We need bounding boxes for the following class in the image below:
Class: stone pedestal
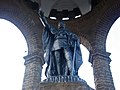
[35,76,94,90]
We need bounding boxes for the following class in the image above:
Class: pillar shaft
[89,51,115,90]
[22,52,44,90]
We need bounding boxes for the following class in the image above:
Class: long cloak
[42,26,83,77]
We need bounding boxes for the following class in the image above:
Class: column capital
[89,50,111,64]
[24,52,44,65]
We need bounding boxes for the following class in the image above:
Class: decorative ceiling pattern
[24,0,100,19]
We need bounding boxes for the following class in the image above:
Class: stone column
[89,51,115,90]
[22,52,44,90]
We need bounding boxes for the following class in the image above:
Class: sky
[0,17,120,90]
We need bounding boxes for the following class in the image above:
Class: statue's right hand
[39,9,44,17]
[38,9,49,27]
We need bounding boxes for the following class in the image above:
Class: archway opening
[0,19,28,90]
[78,44,95,89]
[106,17,120,90]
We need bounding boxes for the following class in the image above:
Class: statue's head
[58,20,65,29]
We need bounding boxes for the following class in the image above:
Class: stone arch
[0,2,45,89]
[92,1,120,52]
[106,17,120,90]
[0,2,44,56]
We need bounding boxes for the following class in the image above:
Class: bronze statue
[38,10,83,78]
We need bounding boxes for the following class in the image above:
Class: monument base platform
[35,76,94,90]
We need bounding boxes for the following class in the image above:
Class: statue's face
[58,21,65,29]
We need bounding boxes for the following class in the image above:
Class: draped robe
[42,26,83,77]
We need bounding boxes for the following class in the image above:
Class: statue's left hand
[71,34,78,41]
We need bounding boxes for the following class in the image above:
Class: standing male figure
[39,10,83,77]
